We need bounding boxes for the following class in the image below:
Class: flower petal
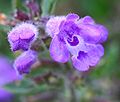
[19,29,35,40]
[77,17,108,44]
[79,16,95,24]
[86,44,104,66]
[46,16,66,38]
[49,36,70,63]
[8,31,19,42]
[10,39,32,51]
[96,24,108,43]
[78,24,102,43]
[66,13,79,21]
[9,40,20,51]
[72,54,89,71]
[72,44,104,71]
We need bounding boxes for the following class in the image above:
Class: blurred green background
[0,0,120,102]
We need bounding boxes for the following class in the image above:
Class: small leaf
[41,0,57,16]
[0,0,12,14]
[4,78,49,95]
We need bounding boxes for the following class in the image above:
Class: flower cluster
[8,22,38,74]
[8,13,108,74]
[46,13,108,71]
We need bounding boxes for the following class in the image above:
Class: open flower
[8,22,38,51]
[14,50,37,75]
[46,13,108,71]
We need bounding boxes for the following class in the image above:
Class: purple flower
[46,13,108,71]
[8,22,38,51]
[14,50,37,75]
[0,57,21,101]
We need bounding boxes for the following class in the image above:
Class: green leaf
[4,80,34,94]
[41,0,57,16]
[79,0,112,21]
[0,25,12,57]
[0,0,12,14]
[4,78,49,95]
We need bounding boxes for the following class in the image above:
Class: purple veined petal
[58,20,80,42]
[96,44,104,57]
[66,13,79,21]
[19,39,31,51]
[9,40,20,51]
[59,20,80,34]
[10,39,32,51]
[72,44,104,71]
[77,17,108,44]
[78,24,102,43]
[46,16,66,38]
[86,43,104,57]
[19,28,35,40]
[72,52,89,71]
[86,43,104,66]
[8,30,19,42]
[78,16,95,24]
[14,50,37,75]
[49,36,70,63]
[65,35,87,56]
[19,23,38,40]
[95,24,108,43]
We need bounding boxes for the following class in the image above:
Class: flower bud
[8,22,38,51]
[14,50,37,75]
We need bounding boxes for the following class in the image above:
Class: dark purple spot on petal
[67,36,79,46]
[77,51,87,60]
